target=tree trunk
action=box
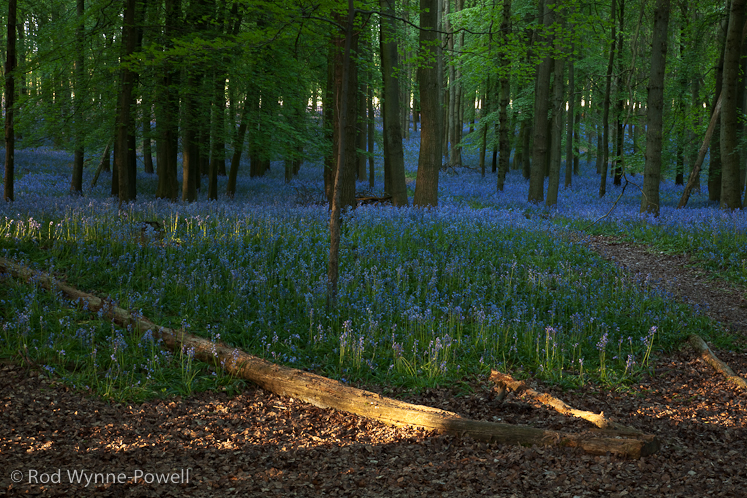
[155,0,180,201]
[71,0,85,195]
[4,0,16,202]
[357,81,367,181]
[226,96,249,199]
[612,0,625,187]
[565,46,574,188]
[720,0,745,209]
[547,53,564,207]
[640,0,671,216]
[324,47,336,203]
[142,103,154,174]
[709,12,728,202]
[528,0,552,204]
[496,0,512,192]
[330,17,359,210]
[599,0,616,198]
[115,0,138,204]
[479,81,489,177]
[413,0,442,207]
[380,0,408,206]
[328,2,356,309]
[367,81,375,188]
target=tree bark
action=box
[0,256,662,460]
[413,0,443,207]
[115,0,138,204]
[528,0,552,203]
[709,11,729,202]
[496,0,511,191]
[490,371,643,434]
[71,0,85,195]
[328,2,356,309]
[565,47,574,188]
[330,20,359,210]
[226,96,249,199]
[142,102,154,174]
[367,81,375,188]
[640,0,671,216]
[612,0,625,186]
[4,0,17,202]
[599,0,616,198]
[546,54,564,207]
[155,0,180,201]
[720,0,745,209]
[380,0,408,206]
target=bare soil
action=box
[2,237,747,497]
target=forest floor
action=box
[2,236,747,497]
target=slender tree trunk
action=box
[367,81,375,188]
[331,16,359,209]
[710,11,729,202]
[328,1,356,309]
[324,47,336,203]
[547,17,565,208]
[115,0,138,203]
[155,0,180,200]
[357,81,367,181]
[599,0,616,197]
[640,0,671,215]
[142,102,154,174]
[688,77,702,190]
[4,0,16,202]
[521,119,532,179]
[528,0,552,203]
[497,0,512,191]
[479,81,489,177]
[612,0,625,186]
[721,0,745,209]
[380,0,409,206]
[71,0,85,195]
[226,96,249,198]
[414,0,442,206]
[565,46,574,188]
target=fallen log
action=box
[0,257,660,458]
[688,335,747,390]
[490,371,643,435]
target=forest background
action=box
[1,0,747,402]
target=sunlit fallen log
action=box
[688,335,747,390]
[1,257,660,458]
[490,370,643,435]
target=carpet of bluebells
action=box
[0,131,735,401]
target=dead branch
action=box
[90,137,114,188]
[490,370,643,435]
[0,257,660,459]
[688,335,747,390]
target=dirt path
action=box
[2,238,747,497]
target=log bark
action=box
[688,335,747,390]
[490,371,643,435]
[0,257,660,459]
